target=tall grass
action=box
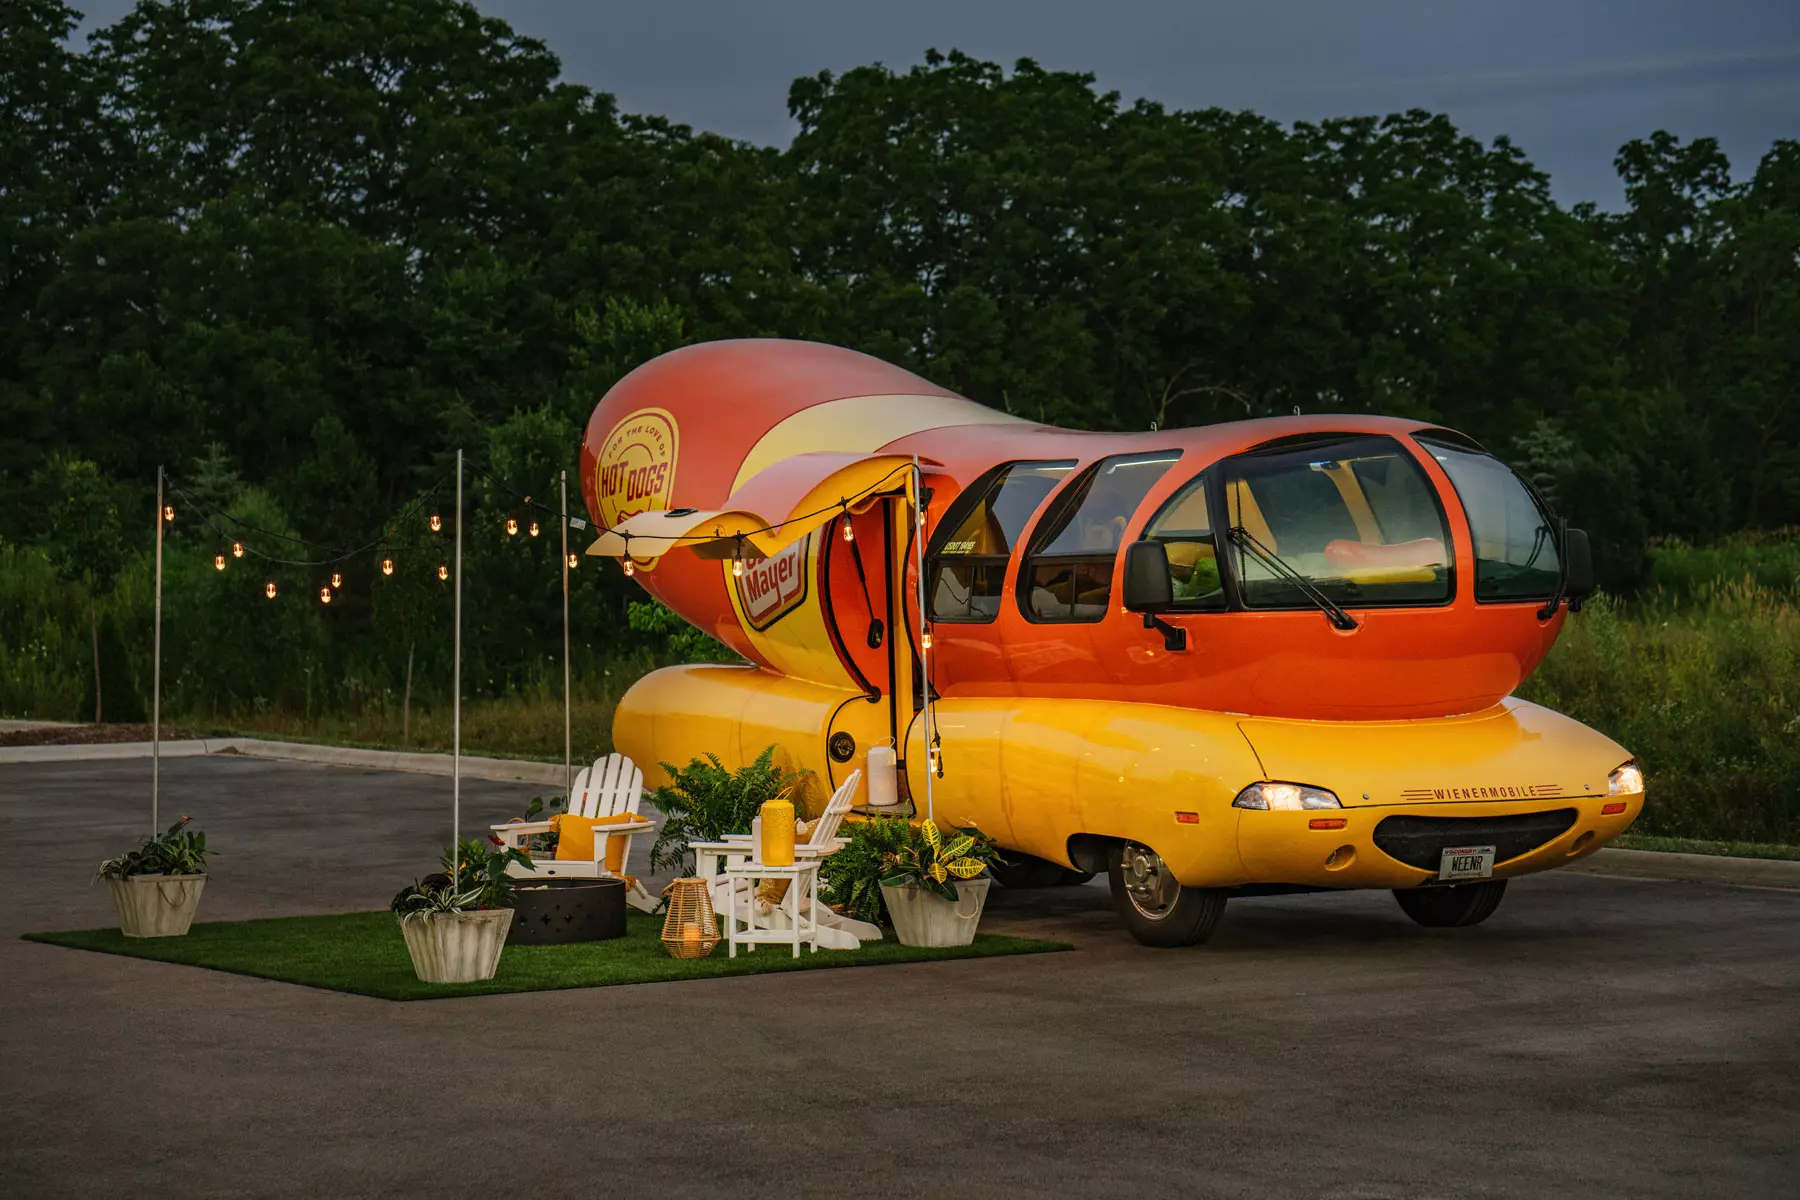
[1520,578,1799,842]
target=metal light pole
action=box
[152,464,164,834]
[452,449,463,884]
[561,469,572,792]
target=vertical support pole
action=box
[913,457,933,825]
[561,469,572,792]
[453,449,463,885]
[152,464,164,834]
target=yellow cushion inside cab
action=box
[553,812,637,873]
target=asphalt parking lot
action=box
[3,756,1796,1199]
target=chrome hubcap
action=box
[1119,842,1179,919]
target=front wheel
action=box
[1108,841,1228,947]
[1393,880,1508,928]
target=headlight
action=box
[1608,761,1644,796]
[1232,782,1343,811]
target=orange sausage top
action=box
[580,339,1566,721]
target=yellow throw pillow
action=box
[552,813,638,874]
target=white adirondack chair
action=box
[492,752,658,913]
[691,770,880,949]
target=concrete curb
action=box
[0,736,571,788]
[1569,847,1800,891]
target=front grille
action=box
[1372,809,1578,871]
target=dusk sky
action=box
[72,0,1800,207]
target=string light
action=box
[732,558,743,578]
[265,581,277,599]
[567,553,578,569]
[529,520,540,537]
[429,514,441,532]
[506,517,519,536]
[232,541,244,558]
[163,504,174,522]
[214,555,226,571]
[841,515,854,542]
[319,586,332,604]
[438,564,449,581]
[623,558,635,578]
[330,572,342,589]
[381,558,394,576]
[922,628,934,650]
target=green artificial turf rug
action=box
[23,911,1072,1001]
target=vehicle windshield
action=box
[1414,434,1560,602]
[1222,435,1453,609]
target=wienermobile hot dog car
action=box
[580,339,1644,946]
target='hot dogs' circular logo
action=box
[594,408,679,531]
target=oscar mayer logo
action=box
[737,534,811,631]
[594,408,678,530]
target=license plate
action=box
[1438,845,1496,881]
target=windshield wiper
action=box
[1226,526,1359,631]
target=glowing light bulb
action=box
[163,505,174,522]
[214,555,226,571]
[330,572,342,589]
[922,628,933,650]
[567,553,578,569]
[732,559,743,578]
[528,521,540,537]
[265,581,277,599]
[506,517,519,536]
[841,519,854,542]
[320,586,332,604]
[429,514,441,532]
[232,541,243,558]
[438,564,449,581]
[381,558,393,576]
[623,558,635,578]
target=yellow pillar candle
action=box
[681,922,702,953]
[760,795,796,866]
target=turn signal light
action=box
[1602,802,1627,815]
[1308,818,1347,830]
[1174,811,1199,824]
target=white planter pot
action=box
[880,878,990,947]
[399,909,514,983]
[108,874,206,938]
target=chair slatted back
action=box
[564,763,593,817]
[807,770,861,848]
[573,752,644,820]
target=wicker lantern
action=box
[660,877,721,959]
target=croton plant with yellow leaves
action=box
[878,820,1004,902]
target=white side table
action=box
[722,860,821,959]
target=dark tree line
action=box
[2,0,1796,715]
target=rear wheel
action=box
[1108,841,1228,947]
[1393,880,1508,928]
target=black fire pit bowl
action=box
[509,877,627,945]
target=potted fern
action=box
[648,745,804,875]
[878,821,1004,947]
[391,835,532,983]
[96,816,211,938]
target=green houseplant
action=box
[390,835,532,983]
[818,815,915,926]
[877,821,1004,947]
[96,816,212,938]
[648,745,805,875]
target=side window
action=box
[1021,451,1180,622]
[1414,434,1560,601]
[1141,474,1225,610]
[928,460,1075,622]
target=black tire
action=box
[1056,869,1098,886]
[1107,841,1228,947]
[989,853,1068,889]
[1393,880,1508,928]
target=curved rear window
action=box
[1414,435,1560,602]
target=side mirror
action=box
[1122,541,1174,612]
[1564,527,1596,604]
[1121,541,1186,651]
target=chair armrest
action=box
[687,840,747,853]
[495,820,555,835]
